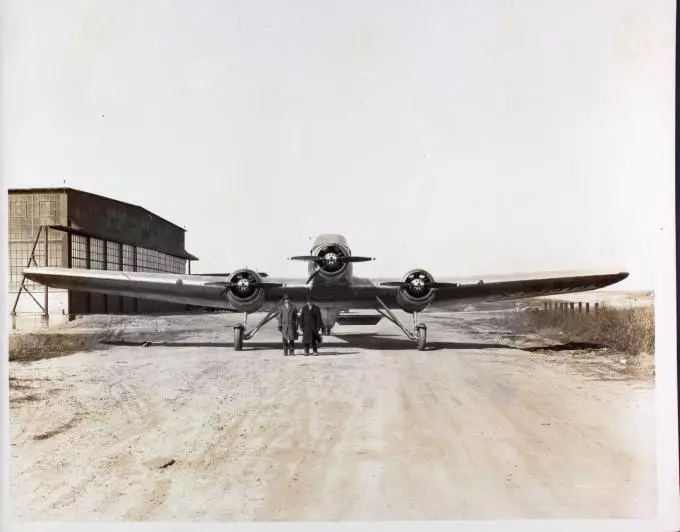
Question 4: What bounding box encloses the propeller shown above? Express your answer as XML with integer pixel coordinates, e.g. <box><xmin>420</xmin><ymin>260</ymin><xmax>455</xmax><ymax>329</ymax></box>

<box><xmin>291</xmin><ymin>245</ymin><xmax>375</xmax><ymax>284</ymax></box>
<box><xmin>381</xmin><ymin>270</ymin><xmax>459</xmax><ymax>293</ymax></box>
<box><xmin>195</xmin><ymin>271</ymin><xmax>269</xmax><ymax>277</ymax></box>
<box><xmin>205</xmin><ymin>270</ymin><xmax>282</xmax><ymax>297</ymax></box>
<box><xmin>381</xmin><ymin>281</ymin><xmax>458</xmax><ymax>289</ymax></box>
<box><xmin>193</xmin><ymin>272</ymin><xmax>231</xmax><ymax>277</ymax></box>
<box><xmin>290</xmin><ymin>255</ymin><xmax>373</xmax><ymax>263</ymax></box>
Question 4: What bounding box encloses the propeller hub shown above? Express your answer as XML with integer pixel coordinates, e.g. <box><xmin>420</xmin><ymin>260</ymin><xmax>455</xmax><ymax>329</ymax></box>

<box><xmin>402</xmin><ymin>269</ymin><xmax>434</xmax><ymax>299</ymax></box>
<box><xmin>324</xmin><ymin>252</ymin><xmax>338</xmax><ymax>265</ymax></box>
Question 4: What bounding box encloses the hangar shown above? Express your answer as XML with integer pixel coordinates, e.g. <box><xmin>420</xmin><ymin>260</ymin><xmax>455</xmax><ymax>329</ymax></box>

<box><xmin>8</xmin><ymin>187</ymin><xmax>198</xmax><ymax>330</ymax></box>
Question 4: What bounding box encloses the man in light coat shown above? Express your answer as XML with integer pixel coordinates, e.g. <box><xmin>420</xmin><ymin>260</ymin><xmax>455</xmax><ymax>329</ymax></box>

<box><xmin>277</xmin><ymin>295</ymin><xmax>298</xmax><ymax>356</ymax></box>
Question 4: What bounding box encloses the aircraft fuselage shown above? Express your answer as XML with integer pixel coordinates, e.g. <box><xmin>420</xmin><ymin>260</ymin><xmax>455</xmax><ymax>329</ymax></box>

<box><xmin>305</xmin><ymin>233</ymin><xmax>370</xmax><ymax>330</ymax></box>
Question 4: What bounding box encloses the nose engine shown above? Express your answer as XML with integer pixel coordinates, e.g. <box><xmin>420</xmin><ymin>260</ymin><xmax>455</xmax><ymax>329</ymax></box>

<box><xmin>289</xmin><ymin>243</ymin><xmax>373</xmax><ymax>284</ymax></box>
<box><xmin>314</xmin><ymin>243</ymin><xmax>350</xmax><ymax>278</ymax></box>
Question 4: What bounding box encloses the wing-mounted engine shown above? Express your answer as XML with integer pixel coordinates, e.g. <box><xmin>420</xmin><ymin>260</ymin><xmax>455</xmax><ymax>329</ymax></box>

<box><xmin>382</xmin><ymin>269</ymin><xmax>458</xmax><ymax>313</ymax></box>
<box><xmin>206</xmin><ymin>268</ymin><xmax>281</xmax><ymax>313</ymax></box>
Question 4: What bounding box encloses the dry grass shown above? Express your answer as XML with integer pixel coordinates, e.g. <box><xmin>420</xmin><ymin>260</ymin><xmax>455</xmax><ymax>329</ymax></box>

<box><xmin>8</xmin><ymin>332</ymin><xmax>110</xmax><ymax>363</ymax></box>
<box><xmin>493</xmin><ymin>304</ymin><xmax>655</xmax><ymax>357</ymax></box>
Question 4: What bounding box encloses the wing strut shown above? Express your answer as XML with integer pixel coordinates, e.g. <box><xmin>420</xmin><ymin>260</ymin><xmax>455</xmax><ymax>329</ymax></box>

<box><xmin>242</xmin><ymin>297</ymin><xmax>285</xmax><ymax>341</ymax></box>
<box><xmin>375</xmin><ymin>296</ymin><xmax>418</xmax><ymax>341</ymax></box>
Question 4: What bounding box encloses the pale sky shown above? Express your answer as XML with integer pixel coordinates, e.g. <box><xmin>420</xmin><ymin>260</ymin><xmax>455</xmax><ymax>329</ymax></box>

<box><xmin>1</xmin><ymin>0</ymin><xmax>674</xmax><ymax>290</ymax></box>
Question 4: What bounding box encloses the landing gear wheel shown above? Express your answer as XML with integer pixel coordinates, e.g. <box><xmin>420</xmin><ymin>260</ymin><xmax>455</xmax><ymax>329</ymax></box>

<box><xmin>416</xmin><ymin>324</ymin><xmax>427</xmax><ymax>351</ymax></box>
<box><xmin>234</xmin><ymin>325</ymin><xmax>244</xmax><ymax>351</ymax></box>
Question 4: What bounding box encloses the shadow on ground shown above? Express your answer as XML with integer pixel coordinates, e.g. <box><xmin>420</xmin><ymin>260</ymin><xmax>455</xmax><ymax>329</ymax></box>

<box><xmin>100</xmin><ymin>333</ymin><xmax>518</xmax><ymax>352</ymax></box>
<box><xmin>520</xmin><ymin>341</ymin><xmax>606</xmax><ymax>352</ymax></box>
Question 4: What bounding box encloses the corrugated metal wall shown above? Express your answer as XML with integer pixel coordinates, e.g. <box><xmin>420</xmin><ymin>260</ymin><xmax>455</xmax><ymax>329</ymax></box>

<box><xmin>8</xmin><ymin>189</ymin><xmax>194</xmax><ymax>325</ymax></box>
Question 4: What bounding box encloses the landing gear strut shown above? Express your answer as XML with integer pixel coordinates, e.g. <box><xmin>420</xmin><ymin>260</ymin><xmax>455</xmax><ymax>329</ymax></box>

<box><xmin>232</xmin><ymin>299</ymin><xmax>284</xmax><ymax>351</ymax></box>
<box><xmin>375</xmin><ymin>296</ymin><xmax>428</xmax><ymax>351</ymax></box>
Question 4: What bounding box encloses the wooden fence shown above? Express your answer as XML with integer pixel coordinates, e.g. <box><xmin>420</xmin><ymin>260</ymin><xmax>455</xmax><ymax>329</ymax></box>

<box><xmin>540</xmin><ymin>301</ymin><xmax>602</xmax><ymax>314</ymax></box>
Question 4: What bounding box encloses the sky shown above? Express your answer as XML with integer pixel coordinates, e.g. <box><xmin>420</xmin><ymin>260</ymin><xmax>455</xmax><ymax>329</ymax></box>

<box><xmin>1</xmin><ymin>0</ymin><xmax>675</xmax><ymax>290</ymax></box>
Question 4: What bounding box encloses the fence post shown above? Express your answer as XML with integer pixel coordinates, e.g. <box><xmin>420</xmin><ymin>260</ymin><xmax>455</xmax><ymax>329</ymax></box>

<box><xmin>594</xmin><ymin>302</ymin><xmax>599</xmax><ymax>313</ymax></box>
<box><xmin>578</xmin><ymin>302</ymin><xmax>582</xmax><ymax>313</ymax></box>
<box><xmin>41</xmin><ymin>225</ymin><xmax>49</xmax><ymax>328</ymax></box>
<box><xmin>569</xmin><ymin>302</ymin><xmax>575</xmax><ymax>313</ymax></box>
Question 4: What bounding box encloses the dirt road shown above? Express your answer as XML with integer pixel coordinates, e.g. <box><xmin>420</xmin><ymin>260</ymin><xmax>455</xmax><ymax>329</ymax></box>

<box><xmin>9</xmin><ymin>312</ymin><xmax>656</xmax><ymax>520</ymax></box>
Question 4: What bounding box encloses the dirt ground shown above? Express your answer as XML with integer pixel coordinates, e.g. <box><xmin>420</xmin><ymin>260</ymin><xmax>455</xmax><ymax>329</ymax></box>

<box><xmin>9</xmin><ymin>311</ymin><xmax>656</xmax><ymax>521</ymax></box>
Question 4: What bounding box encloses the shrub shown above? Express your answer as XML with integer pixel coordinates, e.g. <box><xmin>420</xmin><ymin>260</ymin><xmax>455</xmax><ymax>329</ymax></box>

<box><xmin>494</xmin><ymin>304</ymin><xmax>655</xmax><ymax>356</ymax></box>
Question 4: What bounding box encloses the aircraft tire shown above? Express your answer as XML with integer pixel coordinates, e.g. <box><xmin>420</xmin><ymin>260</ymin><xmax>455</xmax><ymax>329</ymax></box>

<box><xmin>416</xmin><ymin>324</ymin><xmax>427</xmax><ymax>351</ymax></box>
<box><xmin>234</xmin><ymin>326</ymin><xmax>244</xmax><ymax>351</ymax></box>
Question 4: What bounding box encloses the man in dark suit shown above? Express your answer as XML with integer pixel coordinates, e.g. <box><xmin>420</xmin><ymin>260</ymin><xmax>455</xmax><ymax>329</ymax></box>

<box><xmin>277</xmin><ymin>295</ymin><xmax>298</xmax><ymax>356</ymax></box>
<box><xmin>298</xmin><ymin>296</ymin><xmax>323</xmax><ymax>355</ymax></box>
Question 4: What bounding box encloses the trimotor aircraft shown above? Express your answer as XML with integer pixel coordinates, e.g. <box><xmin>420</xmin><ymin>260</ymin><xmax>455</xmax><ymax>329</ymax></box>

<box><xmin>24</xmin><ymin>233</ymin><xmax>629</xmax><ymax>351</ymax></box>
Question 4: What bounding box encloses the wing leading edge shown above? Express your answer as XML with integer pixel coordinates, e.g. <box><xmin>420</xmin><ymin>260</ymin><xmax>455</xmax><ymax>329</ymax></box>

<box><xmin>23</xmin><ymin>267</ymin><xmax>628</xmax><ymax>312</ymax></box>
<box><xmin>385</xmin><ymin>271</ymin><xmax>630</xmax><ymax>311</ymax></box>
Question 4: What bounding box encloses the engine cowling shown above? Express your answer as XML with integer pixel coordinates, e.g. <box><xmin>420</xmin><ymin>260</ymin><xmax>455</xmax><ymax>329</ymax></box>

<box><xmin>395</xmin><ymin>269</ymin><xmax>437</xmax><ymax>312</ymax></box>
<box><xmin>224</xmin><ymin>268</ymin><xmax>266</xmax><ymax>313</ymax></box>
<box><xmin>314</xmin><ymin>243</ymin><xmax>350</xmax><ymax>278</ymax></box>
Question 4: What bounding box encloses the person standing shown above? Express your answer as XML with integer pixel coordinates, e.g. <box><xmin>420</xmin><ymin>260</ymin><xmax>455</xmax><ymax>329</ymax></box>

<box><xmin>277</xmin><ymin>295</ymin><xmax>298</xmax><ymax>356</ymax></box>
<box><xmin>299</xmin><ymin>296</ymin><xmax>323</xmax><ymax>355</ymax></box>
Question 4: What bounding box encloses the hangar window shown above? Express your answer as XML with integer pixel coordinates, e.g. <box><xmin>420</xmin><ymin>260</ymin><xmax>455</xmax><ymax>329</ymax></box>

<box><xmin>122</xmin><ymin>244</ymin><xmax>135</xmax><ymax>271</ymax></box>
<box><xmin>90</xmin><ymin>238</ymin><xmax>105</xmax><ymax>270</ymax></box>
<box><xmin>9</xmin><ymin>197</ymin><xmax>27</xmax><ymax>219</ymax></box>
<box><xmin>71</xmin><ymin>235</ymin><xmax>88</xmax><ymax>269</ymax></box>
<box><xmin>107</xmin><ymin>241</ymin><xmax>121</xmax><ymax>270</ymax></box>
<box><xmin>9</xmin><ymin>242</ymin><xmax>32</xmax><ymax>289</ymax></box>
<box><xmin>136</xmin><ymin>247</ymin><xmax>148</xmax><ymax>272</ymax></box>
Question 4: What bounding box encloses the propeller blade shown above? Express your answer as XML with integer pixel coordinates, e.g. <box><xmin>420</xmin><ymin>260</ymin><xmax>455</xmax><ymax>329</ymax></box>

<box><xmin>338</xmin><ymin>256</ymin><xmax>374</xmax><ymax>263</ymax></box>
<box><xmin>379</xmin><ymin>282</ymin><xmax>459</xmax><ymax>289</ymax></box>
<box><xmin>289</xmin><ymin>256</ymin><xmax>324</xmax><ymax>261</ymax></box>
<box><xmin>205</xmin><ymin>281</ymin><xmax>283</xmax><ymax>288</ymax></box>
<box><xmin>306</xmin><ymin>269</ymin><xmax>322</xmax><ymax>284</ymax></box>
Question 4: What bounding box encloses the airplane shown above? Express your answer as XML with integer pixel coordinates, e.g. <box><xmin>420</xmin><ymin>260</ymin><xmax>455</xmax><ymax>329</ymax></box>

<box><xmin>23</xmin><ymin>233</ymin><xmax>629</xmax><ymax>351</ymax></box>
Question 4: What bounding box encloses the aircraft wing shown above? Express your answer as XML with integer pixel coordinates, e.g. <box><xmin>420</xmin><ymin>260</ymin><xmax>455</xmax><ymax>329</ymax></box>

<box><xmin>21</xmin><ymin>267</ymin><xmax>306</xmax><ymax>310</ymax></box>
<box><xmin>23</xmin><ymin>267</ymin><xmax>628</xmax><ymax>313</ymax></box>
<box><xmin>377</xmin><ymin>272</ymin><xmax>629</xmax><ymax>311</ymax></box>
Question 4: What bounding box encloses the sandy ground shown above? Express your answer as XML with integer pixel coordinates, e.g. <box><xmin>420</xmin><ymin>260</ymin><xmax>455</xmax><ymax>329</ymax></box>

<box><xmin>9</xmin><ymin>311</ymin><xmax>656</xmax><ymax>521</ymax></box>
